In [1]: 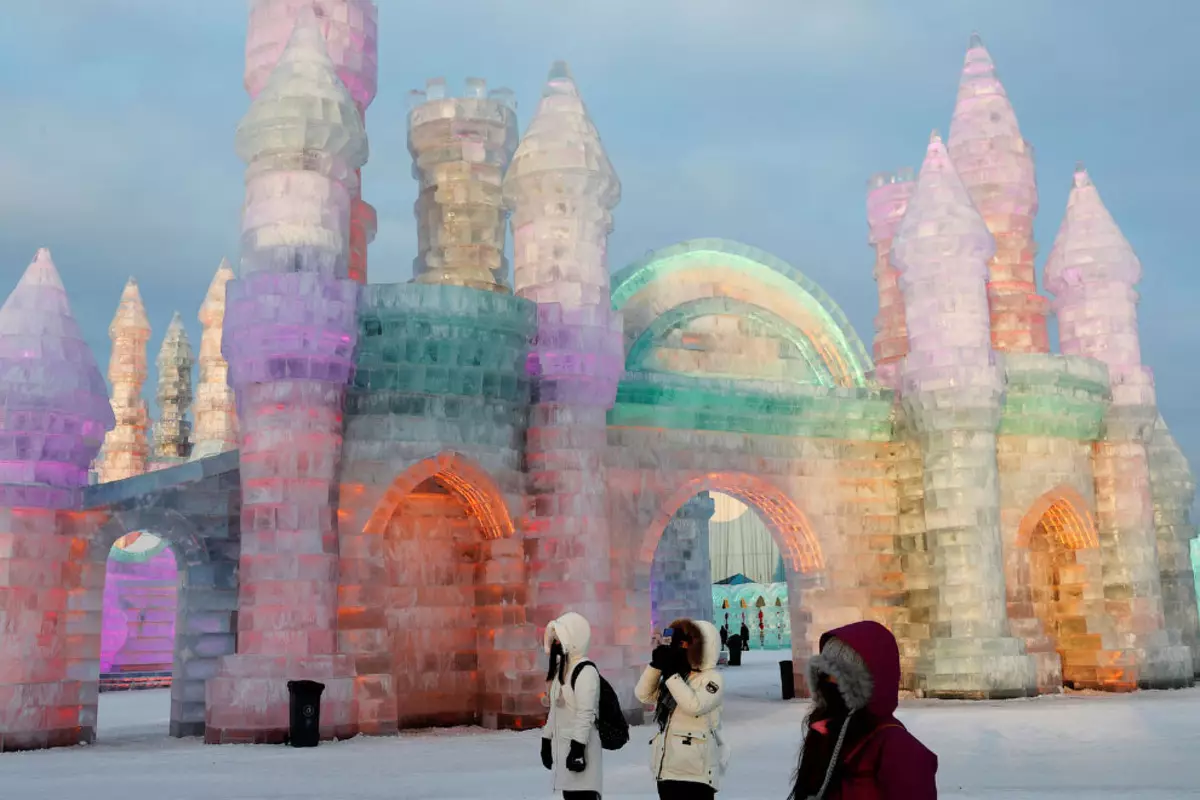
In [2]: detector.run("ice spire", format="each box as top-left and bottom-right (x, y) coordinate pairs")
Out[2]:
(947, 32), (1048, 354)
(96, 277), (151, 483)
(0, 248), (113, 488)
(151, 312), (194, 462)
(865, 169), (916, 390)
(190, 258), (238, 459)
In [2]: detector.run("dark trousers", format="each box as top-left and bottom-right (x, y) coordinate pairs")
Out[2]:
(563, 792), (600, 800)
(657, 780), (716, 799)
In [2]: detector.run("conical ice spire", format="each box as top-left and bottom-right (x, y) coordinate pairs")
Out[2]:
(109, 277), (150, 337)
(235, 6), (368, 171)
(1043, 164), (1141, 296)
(97, 277), (152, 483)
(191, 258), (238, 459)
(152, 312), (194, 462)
(0, 248), (113, 488)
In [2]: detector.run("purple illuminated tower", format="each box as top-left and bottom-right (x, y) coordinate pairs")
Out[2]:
(205, 10), (367, 743)
(947, 33), (1049, 354)
(0, 249), (113, 749)
(1044, 166), (1194, 685)
(893, 133), (1038, 698)
(245, 0), (378, 284)
(502, 62), (624, 665)
(866, 170), (915, 390)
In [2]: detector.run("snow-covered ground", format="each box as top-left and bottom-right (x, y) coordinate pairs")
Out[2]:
(3, 651), (1198, 798)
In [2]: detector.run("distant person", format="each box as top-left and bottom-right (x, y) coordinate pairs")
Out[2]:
(542, 612), (603, 800)
(788, 621), (937, 800)
(719, 624), (729, 650)
(740, 621), (750, 651)
(635, 619), (729, 799)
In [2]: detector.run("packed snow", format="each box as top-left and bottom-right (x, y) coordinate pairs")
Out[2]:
(2, 651), (1198, 798)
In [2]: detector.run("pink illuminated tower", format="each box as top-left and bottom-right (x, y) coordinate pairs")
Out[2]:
(0, 249), (113, 749)
(893, 132), (1038, 698)
(502, 62), (625, 666)
(1044, 165), (1194, 684)
(947, 33), (1049, 354)
(206, 10), (367, 744)
(244, 0), (378, 284)
(865, 169), (915, 390)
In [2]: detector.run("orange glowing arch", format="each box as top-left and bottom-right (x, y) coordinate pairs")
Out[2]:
(363, 451), (515, 540)
(1015, 485), (1099, 551)
(639, 472), (824, 575)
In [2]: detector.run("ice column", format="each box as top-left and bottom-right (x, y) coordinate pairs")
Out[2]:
(1044, 166), (1194, 686)
(96, 278), (151, 483)
(206, 10), (367, 744)
(0, 249), (114, 751)
(650, 493), (716, 632)
(947, 33), (1049, 354)
(502, 62), (624, 665)
(151, 312), (194, 463)
(866, 170), (915, 390)
(893, 132), (1037, 698)
(408, 77), (519, 292)
(245, 0), (378, 283)
(190, 259), (238, 459)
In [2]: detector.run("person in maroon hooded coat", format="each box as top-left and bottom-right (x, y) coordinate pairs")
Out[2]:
(788, 621), (937, 800)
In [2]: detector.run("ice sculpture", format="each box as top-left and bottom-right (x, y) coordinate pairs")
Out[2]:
(0, 248), (113, 749)
(408, 77), (519, 293)
(151, 312), (194, 462)
(208, 8), (367, 744)
(893, 132), (1038, 698)
(948, 33), (1049, 354)
(245, 0), (378, 283)
(96, 277), (151, 483)
(1044, 165), (1193, 686)
(866, 170), (915, 390)
(191, 258), (238, 459)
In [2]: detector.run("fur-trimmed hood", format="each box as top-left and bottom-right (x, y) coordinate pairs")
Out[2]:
(807, 620), (901, 717)
(544, 612), (591, 659)
(665, 618), (720, 672)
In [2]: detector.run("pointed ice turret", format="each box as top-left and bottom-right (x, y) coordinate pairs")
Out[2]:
(96, 277), (151, 483)
(0, 248), (113, 488)
(503, 60), (621, 307)
(947, 33), (1048, 354)
(866, 169), (915, 390)
(151, 312), (194, 462)
(190, 258), (238, 459)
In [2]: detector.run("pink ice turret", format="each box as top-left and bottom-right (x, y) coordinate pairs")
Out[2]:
(96, 277), (152, 483)
(245, 0), (378, 284)
(948, 33), (1049, 354)
(866, 169), (915, 391)
(208, 8), (367, 745)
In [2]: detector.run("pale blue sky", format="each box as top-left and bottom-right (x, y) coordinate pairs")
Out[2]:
(0, 1), (1197, 496)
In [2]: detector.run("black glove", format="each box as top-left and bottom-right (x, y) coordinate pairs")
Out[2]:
(566, 740), (587, 773)
(668, 646), (691, 677)
(651, 645), (673, 673)
(541, 738), (553, 770)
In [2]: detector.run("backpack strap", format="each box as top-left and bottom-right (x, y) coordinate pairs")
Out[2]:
(570, 660), (597, 690)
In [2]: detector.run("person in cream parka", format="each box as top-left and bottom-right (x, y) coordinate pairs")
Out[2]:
(635, 618), (728, 799)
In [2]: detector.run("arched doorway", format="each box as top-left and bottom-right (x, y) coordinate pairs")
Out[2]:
(344, 452), (524, 731)
(101, 532), (179, 691)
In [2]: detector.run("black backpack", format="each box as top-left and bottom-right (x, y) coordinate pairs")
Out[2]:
(570, 660), (630, 751)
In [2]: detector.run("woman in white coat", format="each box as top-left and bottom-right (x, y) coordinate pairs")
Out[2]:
(541, 611), (603, 800)
(635, 618), (728, 799)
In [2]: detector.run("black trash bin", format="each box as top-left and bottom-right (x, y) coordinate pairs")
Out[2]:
(287, 679), (325, 748)
(727, 635), (743, 666)
(779, 660), (796, 700)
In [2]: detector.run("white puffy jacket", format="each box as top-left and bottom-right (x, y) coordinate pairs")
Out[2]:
(542, 612), (602, 795)
(635, 620), (729, 790)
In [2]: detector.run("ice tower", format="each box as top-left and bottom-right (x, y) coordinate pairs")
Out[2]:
(948, 33), (1049, 354)
(191, 259), (238, 459)
(206, 10), (368, 743)
(245, 0), (378, 283)
(96, 278), (151, 482)
(1044, 166), (1194, 686)
(0, 249), (113, 750)
(866, 170), (915, 390)
(893, 133), (1038, 698)
(151, 312), (194, 463)
(502, 61), (624, 665)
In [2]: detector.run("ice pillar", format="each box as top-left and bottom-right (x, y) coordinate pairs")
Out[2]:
(948, 33), (1049, 354)
(650, 493), (716, 632)
(151, 312), (194, 464)
(244, 0), (378, 283)
(191, 259), (238, 459)
(96, 278), (151, 483)
(0, 249), (114, 751)
(502, 62), (624, 667)
(866, 170), (915, 390)
(893, 132), (1037, 698)
(409, 77), (519, 293)
(206, 11), (368, 744)
(1044, 166), (1194, 687)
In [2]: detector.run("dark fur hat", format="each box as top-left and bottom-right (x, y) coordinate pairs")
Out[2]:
(666, 618), (706, 671)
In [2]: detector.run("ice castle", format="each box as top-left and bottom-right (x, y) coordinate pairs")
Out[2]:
(1, 3), (1197, 751)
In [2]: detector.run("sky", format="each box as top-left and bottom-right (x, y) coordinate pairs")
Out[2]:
(0, 0), (1197, 504)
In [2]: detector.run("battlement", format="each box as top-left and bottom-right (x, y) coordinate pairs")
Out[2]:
(866, 168), (915, 244)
